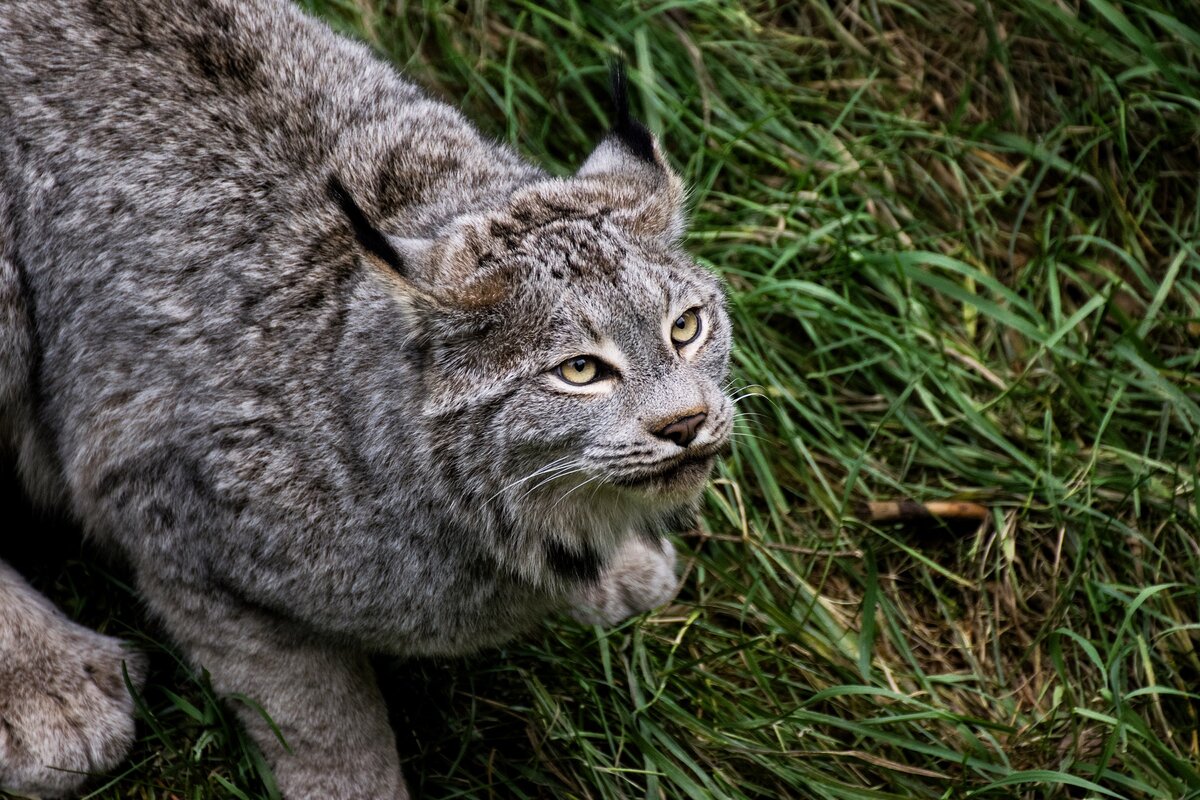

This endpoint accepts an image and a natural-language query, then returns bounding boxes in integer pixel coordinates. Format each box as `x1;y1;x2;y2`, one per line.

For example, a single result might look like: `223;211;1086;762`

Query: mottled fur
0;0;732;796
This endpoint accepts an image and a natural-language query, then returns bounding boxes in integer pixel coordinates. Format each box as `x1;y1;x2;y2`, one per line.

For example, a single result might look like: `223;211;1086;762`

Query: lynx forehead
0;0;732;796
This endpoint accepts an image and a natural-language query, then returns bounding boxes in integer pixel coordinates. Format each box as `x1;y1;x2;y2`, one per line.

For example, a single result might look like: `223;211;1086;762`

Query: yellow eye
670;308;702;346
557;356;599;385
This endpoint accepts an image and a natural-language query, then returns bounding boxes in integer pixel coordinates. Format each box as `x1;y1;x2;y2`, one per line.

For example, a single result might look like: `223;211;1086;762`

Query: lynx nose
652;411;707;447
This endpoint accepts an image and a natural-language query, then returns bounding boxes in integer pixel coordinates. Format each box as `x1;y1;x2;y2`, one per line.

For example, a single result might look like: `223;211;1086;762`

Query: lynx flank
0;0;733;796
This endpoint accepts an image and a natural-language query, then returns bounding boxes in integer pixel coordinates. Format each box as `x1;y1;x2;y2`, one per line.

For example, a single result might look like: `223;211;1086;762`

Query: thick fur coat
0;0;733;796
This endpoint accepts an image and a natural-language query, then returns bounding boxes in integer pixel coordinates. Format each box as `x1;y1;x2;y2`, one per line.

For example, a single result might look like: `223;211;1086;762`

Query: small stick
857;500;989;524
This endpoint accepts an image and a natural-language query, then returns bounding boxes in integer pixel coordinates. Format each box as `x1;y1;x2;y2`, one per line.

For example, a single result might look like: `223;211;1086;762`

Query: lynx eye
557;356;601;385
670;308;702;346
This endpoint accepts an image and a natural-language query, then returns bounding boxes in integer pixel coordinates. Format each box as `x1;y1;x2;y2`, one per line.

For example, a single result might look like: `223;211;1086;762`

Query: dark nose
652;411;707;447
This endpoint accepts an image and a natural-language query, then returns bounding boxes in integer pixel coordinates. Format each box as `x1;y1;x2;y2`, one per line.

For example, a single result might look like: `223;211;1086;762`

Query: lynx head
335;77;732;576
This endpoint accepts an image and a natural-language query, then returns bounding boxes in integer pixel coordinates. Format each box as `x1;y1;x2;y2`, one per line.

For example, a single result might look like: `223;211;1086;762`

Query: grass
4;0;1200;798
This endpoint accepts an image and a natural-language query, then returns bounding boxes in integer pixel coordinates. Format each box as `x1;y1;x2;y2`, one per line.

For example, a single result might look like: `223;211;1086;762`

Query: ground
3;1;1198;798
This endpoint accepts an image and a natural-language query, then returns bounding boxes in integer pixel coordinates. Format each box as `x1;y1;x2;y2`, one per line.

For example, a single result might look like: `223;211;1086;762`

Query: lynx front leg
0;559;145;799
150;591;408;800
570;535;680;626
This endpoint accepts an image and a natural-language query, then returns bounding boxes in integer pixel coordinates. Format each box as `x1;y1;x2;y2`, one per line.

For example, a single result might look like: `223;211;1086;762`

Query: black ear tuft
327;175;407;276
608;60;657;165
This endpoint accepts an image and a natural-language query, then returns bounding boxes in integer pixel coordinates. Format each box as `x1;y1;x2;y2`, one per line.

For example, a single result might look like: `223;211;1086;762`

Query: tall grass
7;1;1198;798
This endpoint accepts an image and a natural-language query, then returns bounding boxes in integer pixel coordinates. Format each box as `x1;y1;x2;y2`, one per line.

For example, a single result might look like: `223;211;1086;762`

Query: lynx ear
328;176;510;320
575;64;686;240
329;176;415;275
419;215;512;309
383;235;438;270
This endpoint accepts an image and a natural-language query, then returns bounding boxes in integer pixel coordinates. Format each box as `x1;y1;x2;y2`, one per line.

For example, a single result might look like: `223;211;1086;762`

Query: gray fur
0;0;732;796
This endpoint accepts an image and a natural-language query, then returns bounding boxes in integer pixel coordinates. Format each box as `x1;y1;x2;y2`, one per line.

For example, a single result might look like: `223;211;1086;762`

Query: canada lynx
0;0;732;796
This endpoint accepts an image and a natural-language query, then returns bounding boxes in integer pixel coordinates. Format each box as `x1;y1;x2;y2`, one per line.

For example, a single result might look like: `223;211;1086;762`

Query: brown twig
857;500;989;524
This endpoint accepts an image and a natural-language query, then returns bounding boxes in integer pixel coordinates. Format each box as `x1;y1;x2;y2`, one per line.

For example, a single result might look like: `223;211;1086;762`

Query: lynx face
367;133;733;527
470;214;733;506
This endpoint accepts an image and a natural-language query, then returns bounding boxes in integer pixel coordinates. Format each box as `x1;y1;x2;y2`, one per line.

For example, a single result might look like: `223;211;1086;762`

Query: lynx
0;0;732;796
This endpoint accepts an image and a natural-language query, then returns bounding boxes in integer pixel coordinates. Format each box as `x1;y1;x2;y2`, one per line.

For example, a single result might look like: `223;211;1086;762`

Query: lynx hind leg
148;588;409;800
0;560;146;799
570;535;680;626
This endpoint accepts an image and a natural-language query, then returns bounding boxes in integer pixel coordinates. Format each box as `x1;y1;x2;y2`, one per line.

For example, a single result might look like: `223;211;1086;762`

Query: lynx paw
0;622;145;799
570;536;679;626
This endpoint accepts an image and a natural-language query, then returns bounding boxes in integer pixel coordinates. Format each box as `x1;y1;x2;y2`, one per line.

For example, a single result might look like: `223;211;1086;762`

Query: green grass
7;1;1200;798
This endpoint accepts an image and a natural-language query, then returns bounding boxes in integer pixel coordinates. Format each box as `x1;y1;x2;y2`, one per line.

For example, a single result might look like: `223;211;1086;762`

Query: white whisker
517;463;590;502
554;471;611;508
487;455;575;503
727;432;769;443
730;391;768;405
